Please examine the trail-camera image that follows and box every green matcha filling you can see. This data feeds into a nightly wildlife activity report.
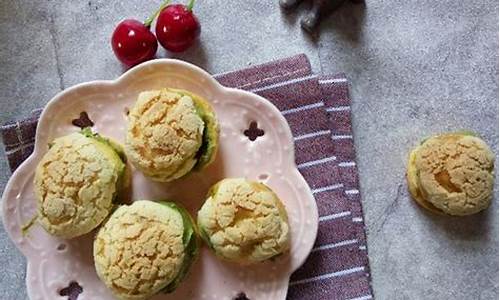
[196,183,221,251]
[172,90,218,171]
[80,127,127,164]
[454,130,477,137]
[193,99,218,170]
[198,222,214,250]
[159,201,199,293]
[21,215,38,236]
[206,180,222,198]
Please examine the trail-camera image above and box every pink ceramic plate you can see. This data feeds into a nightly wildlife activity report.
[1,59,318,300]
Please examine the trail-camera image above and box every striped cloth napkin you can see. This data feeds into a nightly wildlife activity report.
[1,54,373,300]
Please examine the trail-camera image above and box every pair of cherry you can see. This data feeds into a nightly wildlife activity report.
[112,0,200,66]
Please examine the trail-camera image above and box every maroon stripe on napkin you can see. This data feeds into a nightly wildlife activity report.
[6,145,35,172]
[284,108,330,137]
[294,138,335,166]
[288,273,372,300]
[294,135,334,164]
[254,76,321,111]
[319,75,351,106]
[320,74,373,299]
[290,244,367,282]
[347,194,367,245]
[348,194,364,220]
[2,120,36,151]
[313,218,355,246]
[298,161,341,191]
[329,110,352,135]
[314,189,350,216]
[1,112,39,170]
[338,166,359,188]
[214,54,312,90]
[332,139,356,162]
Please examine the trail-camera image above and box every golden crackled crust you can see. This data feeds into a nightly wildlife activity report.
[407,148,444,215]
[94,201,185,300]
[125,89,204,182]
[407,133,494,216]
[197,178,290,264]
[33,133,121,238]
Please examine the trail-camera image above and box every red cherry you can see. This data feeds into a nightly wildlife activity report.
[155,2,201,53]
[111,19,158,66]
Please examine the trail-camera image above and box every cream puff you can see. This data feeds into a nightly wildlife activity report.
[197,178,290,264]
[407,132,494,216]
[125,88,219,182]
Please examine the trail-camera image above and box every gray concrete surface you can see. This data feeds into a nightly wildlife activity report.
[319,1,499,299]
[0,0,498,299]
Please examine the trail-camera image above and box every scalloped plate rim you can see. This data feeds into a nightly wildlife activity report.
[1,58,319,299]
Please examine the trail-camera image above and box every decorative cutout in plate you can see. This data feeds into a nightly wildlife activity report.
[244,121,265,141]
[59,281,83,300]
[234,292,250,300]
[1,59,319,300]
[71,112,94,129]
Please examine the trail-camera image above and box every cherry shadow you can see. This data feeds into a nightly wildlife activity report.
[165,39,209,71]
[318,0,366,45]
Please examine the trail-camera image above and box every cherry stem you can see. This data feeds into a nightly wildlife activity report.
[187,0,196,11]
[144,0,171,28]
